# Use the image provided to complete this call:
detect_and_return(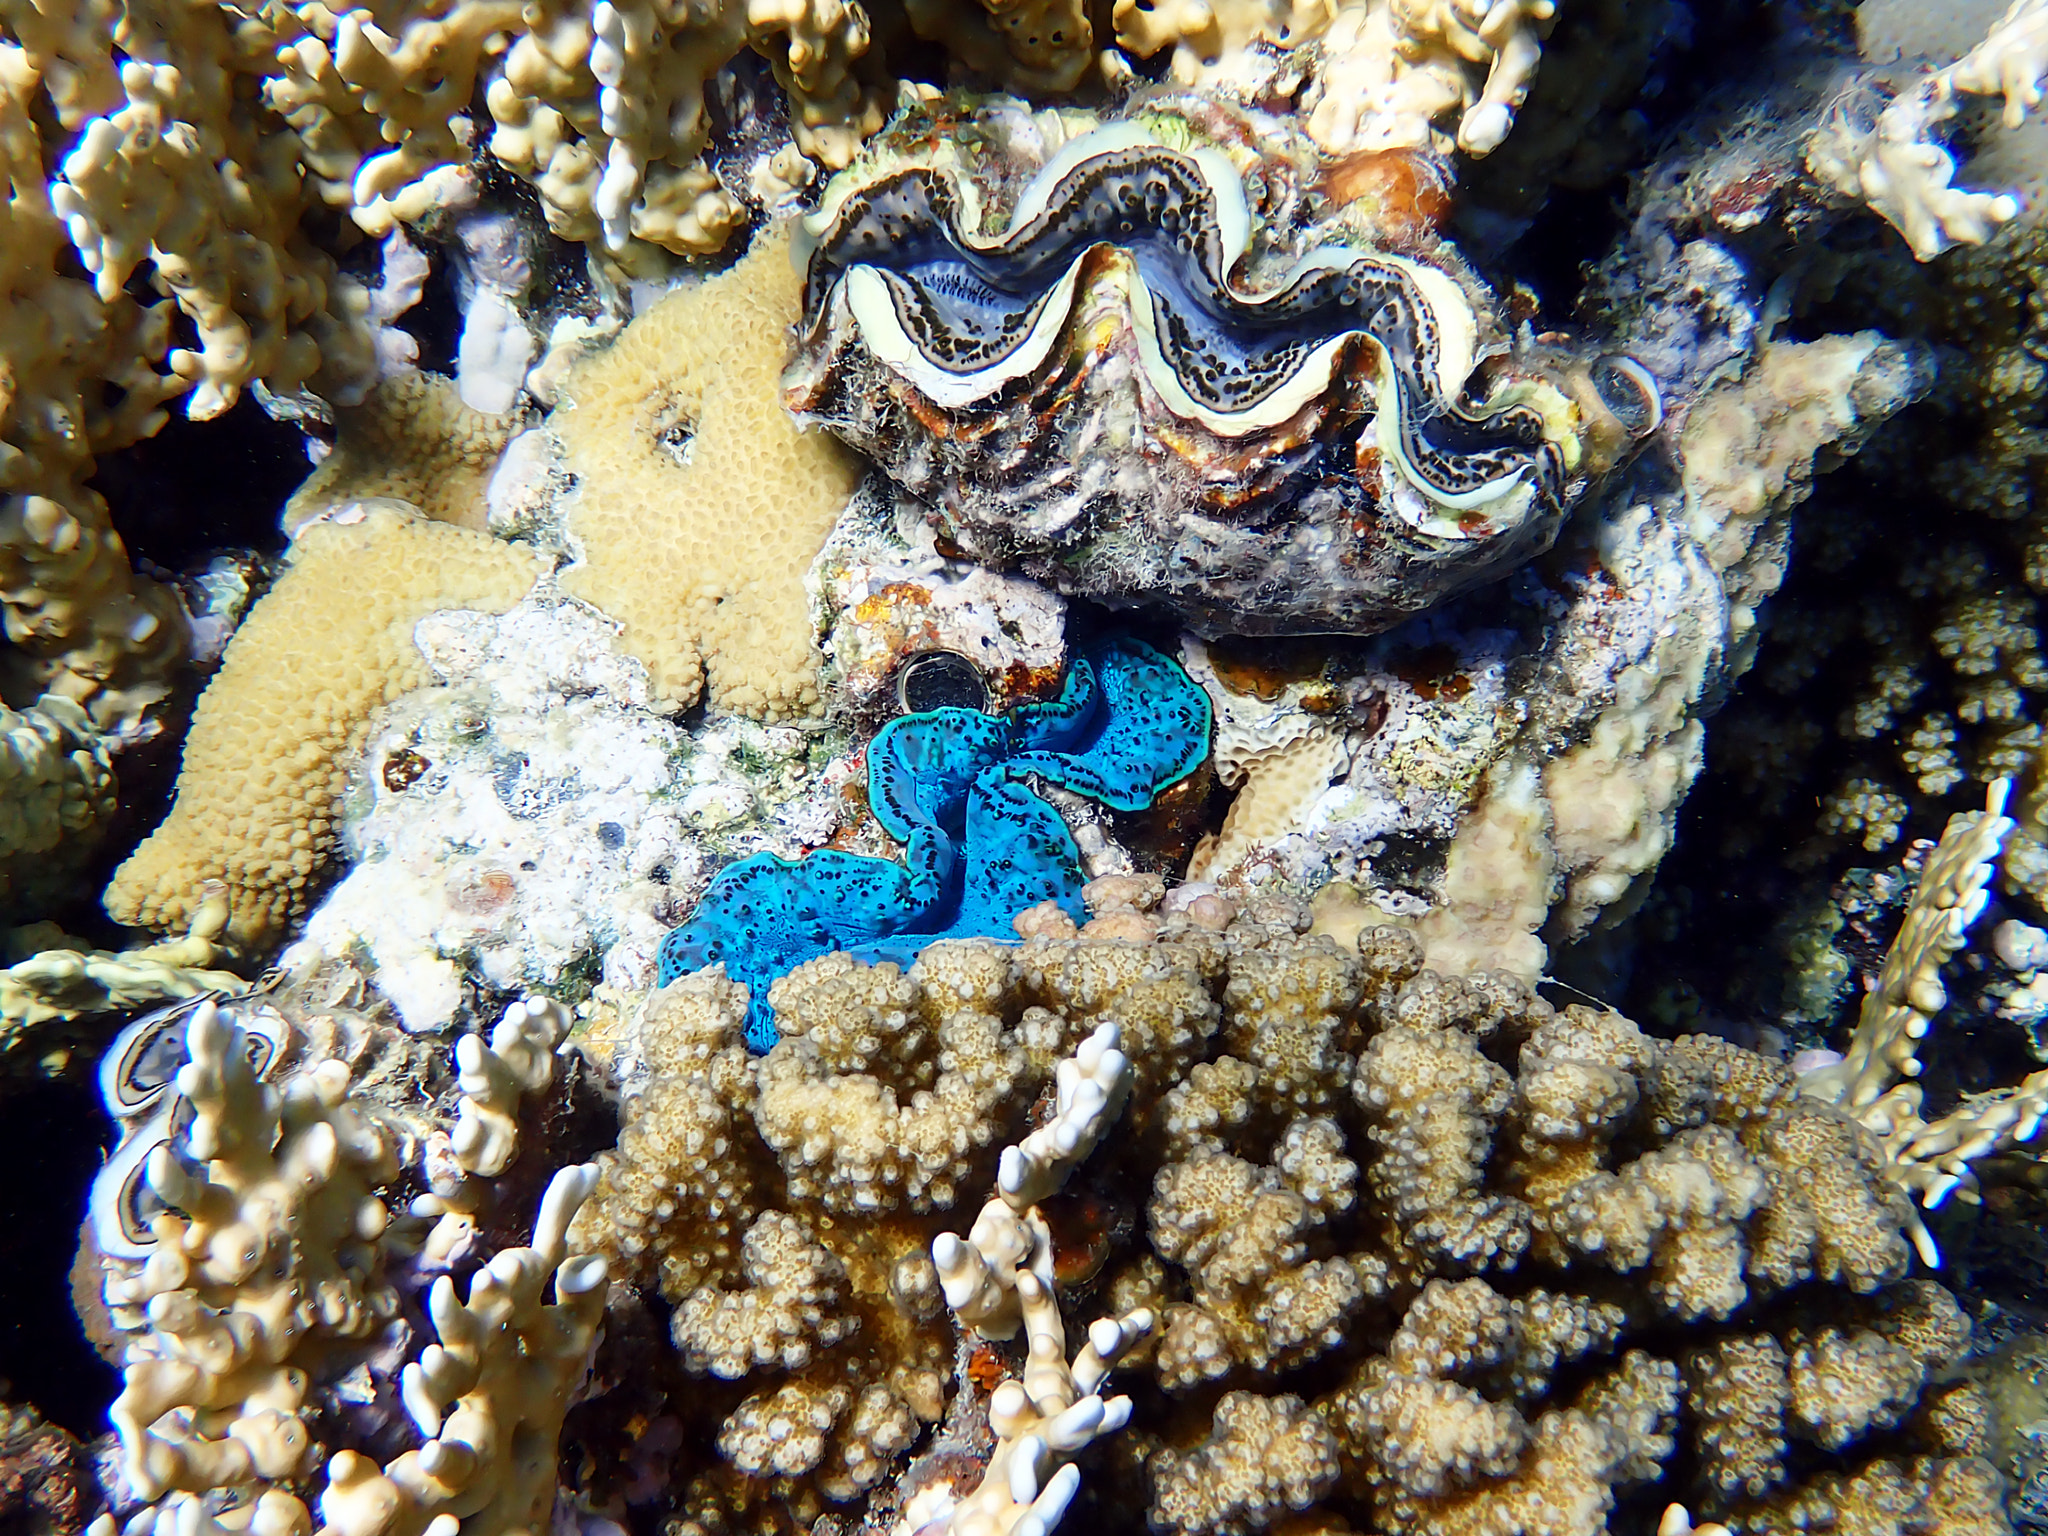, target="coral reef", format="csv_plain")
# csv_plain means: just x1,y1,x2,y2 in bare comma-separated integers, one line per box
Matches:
25,2,2048,1535
788,94,1659,636
105,504,548,948
535,883,2015,1533
657,639,1210,1047
84,985,606,1535
555,225,862,718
